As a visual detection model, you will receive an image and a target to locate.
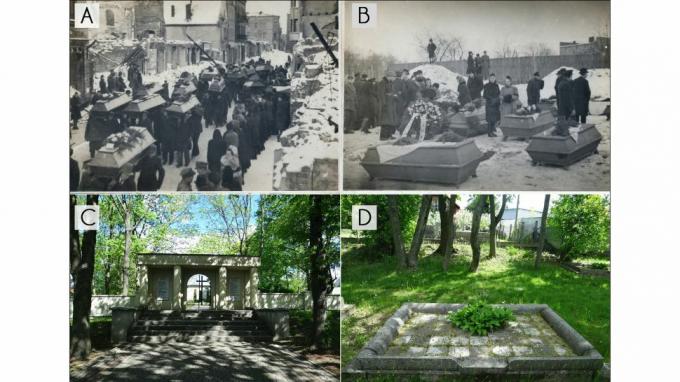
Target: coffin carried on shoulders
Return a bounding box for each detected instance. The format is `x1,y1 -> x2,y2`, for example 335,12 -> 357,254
526,124 -> 602,167
208,78 -> 226,93
132,83 -> 163,99
92,93 -> 132,113
360,140 -> 484,185
199,70 -> 221,82
124,93 -> 165,114
171,82 -> 197,101
87,126 -> 156,177
166,95 -> 201,115
500,110 -> 554,140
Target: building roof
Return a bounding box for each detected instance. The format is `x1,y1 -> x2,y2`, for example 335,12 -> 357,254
501,208 -> 543,221
164,1 -> 222,25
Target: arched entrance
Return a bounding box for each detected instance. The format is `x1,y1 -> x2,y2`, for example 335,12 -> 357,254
185,273 -> 212,311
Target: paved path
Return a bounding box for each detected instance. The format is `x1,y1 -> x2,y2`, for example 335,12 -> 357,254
71,340 -> 337,382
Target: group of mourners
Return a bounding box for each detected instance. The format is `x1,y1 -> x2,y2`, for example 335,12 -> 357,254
71,57 -> 291,192
344,63 -> 594,142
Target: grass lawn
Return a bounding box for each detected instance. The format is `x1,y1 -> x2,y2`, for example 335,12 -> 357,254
341,243 -> 610,367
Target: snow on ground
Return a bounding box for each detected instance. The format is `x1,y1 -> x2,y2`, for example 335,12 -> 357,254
244,136 -> 280,191
249,49 -> 291,67
274,46 -> 339,190
411,63 -> 466,101
343,114 -> 610,191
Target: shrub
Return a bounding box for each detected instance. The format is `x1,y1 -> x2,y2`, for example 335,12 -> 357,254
448,301 -> 515,336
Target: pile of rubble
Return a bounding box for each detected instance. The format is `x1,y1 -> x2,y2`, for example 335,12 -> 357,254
273,38 -> 339,191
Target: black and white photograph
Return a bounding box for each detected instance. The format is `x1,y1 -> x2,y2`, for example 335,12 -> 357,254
343,1 -> 610,191
70,0 -> 339,192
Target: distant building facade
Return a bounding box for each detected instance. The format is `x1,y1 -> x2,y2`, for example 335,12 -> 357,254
248,12 -> 282,50
133,1 -> 165,39
560,36 -> 610,66
287,0 -> 338,49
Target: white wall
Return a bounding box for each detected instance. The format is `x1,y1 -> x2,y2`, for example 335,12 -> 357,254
258,292 -> 342,310
69,295 -> 135,318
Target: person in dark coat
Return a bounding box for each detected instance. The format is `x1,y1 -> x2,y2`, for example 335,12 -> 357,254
467,72 -> 483,100
378,77 -> 400,140
134,145 -> 165,191
107,70 -> 116,93
70,148 -> 80,191
526,71 -> 544,110
117,72 -> 126,92
457,76 -> 472,106
481,51 -> 490,80
221,166 -> 242,191
483,73 -> 501,137
474,53 -> 482,75
572,68 -> 591,123
344,75 -> 357,133
108,163 -> 137,191
160,112 -> 177,165
207,129 -> 227,176
274,92 -> 289,137
175,115 -> 192,167
70,92 -> 81,129
554,68 -> 566,99
161,80 -> 170,101
466,52 -> 475,74
188,109 -> 203,157
262,93 -> 275,139
557,70 -> 575,120
427,39 -> 437,63
99,75 -> 107,94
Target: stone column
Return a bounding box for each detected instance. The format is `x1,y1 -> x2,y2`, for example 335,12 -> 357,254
217,266 -> 228,310
172,265 -> 182,311
249,267 -> 259,309
138,265 -> 148,308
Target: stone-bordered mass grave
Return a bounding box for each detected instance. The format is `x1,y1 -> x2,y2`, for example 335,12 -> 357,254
344,303 -> 603,381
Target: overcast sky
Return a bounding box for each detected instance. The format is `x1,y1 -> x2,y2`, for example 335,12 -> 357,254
344,1 -> 610,62
247,1 -> 290,33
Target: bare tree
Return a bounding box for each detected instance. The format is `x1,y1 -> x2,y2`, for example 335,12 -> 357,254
495,40 -> 519,58
534,194 -> 551,269
415,31 -> 465,62
524,42 -> 554,57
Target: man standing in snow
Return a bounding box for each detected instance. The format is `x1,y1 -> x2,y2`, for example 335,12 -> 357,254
427,39 -> 437,63
481,51 -> 490,80
526,71 -> 544,110
468,72 -> 484,100
466,52 -> 475,74
557,69 -> 575,120
457,76 -> 472,106
572,68 -> 591,123
483,73 -> 501,137
500,76 -> 520,120
344,75 -> 357,133
474,53 -> 482,75
554,68 -> 566,99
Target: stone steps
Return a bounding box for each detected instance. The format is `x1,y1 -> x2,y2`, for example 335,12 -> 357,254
130,333 -> 274,343
130,328 -> 266,336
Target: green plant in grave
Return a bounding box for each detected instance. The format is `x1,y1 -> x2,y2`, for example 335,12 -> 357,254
448,301 -> 515,336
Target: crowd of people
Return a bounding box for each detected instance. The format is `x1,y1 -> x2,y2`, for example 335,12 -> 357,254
345,60 -> 594,141
70,57 -> 292,192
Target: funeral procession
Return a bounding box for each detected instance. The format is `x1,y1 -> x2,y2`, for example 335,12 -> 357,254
70,0 -> 340,192
343,1 -> 610,191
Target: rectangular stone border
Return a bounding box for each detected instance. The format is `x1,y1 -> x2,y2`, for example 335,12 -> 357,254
344,303 -> 603,378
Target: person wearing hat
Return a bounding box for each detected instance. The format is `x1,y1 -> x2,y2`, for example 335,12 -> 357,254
572,68 -> 591,123
177,167 -> 196,191
427,38 -> 437,63
554,68 -> 566,99
557,69 -> 575,121
378,75 -> 400,140
345,74 -> 357,133
70,91 -> 81,130
500,76 -> 520,120
481,51 -> 490,80
468,71 -> 483,100
109,163 -> 137,191
466,51 -> 475,74
457,76 -> 472,106
135,144 -> 165,191
527,71 -> 545,111
483,73 -> 501,137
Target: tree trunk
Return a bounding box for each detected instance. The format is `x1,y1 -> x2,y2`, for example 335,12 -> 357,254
513,194 -> 521,241
442,195 -> 457,271
70,194 -> 99,360
309,195 -> 328,351
123,201 -> 131,296
433,195 -> 449,256
69,196 -> 81,279
469,195 -> 485,273
387,195 -> 407,268
534,194 -> 551,269
488,195 -> 507,258
407,195 -> 432,269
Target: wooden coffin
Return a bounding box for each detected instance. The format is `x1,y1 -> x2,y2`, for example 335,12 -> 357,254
208,78 -> 226,93
360,140 -> 484,185
500,110 -> 554,139
124,94 -> 165,113
88,126 -> 156,177
92,93 -> 132,113
446,109 -> 487,137
526,124 -> 602,167
166,95 -> 201,115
